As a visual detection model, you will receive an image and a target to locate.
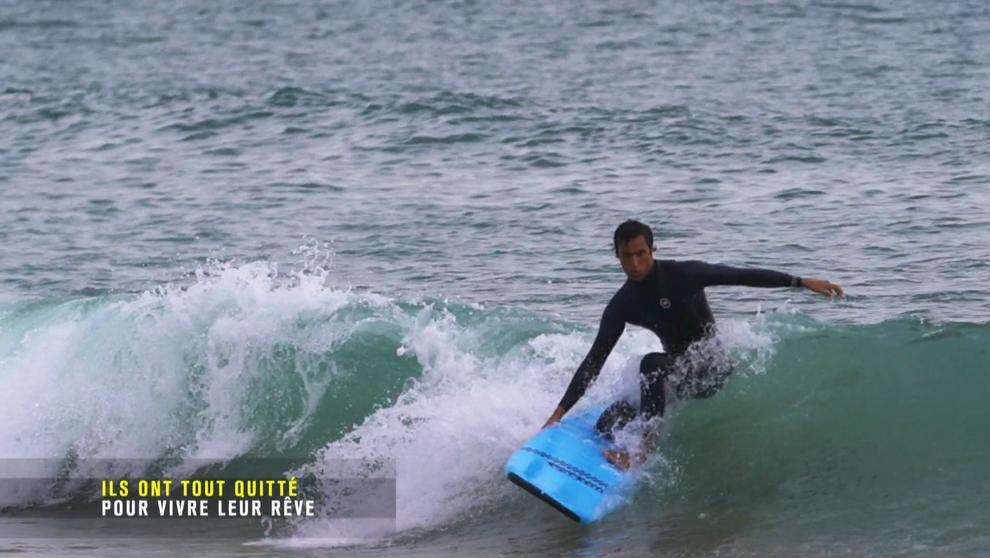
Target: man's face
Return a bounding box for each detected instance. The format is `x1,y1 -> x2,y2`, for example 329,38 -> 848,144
616,235 -> 654,282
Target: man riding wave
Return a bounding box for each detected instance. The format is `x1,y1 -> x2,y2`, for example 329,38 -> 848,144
542,220 -> 844,469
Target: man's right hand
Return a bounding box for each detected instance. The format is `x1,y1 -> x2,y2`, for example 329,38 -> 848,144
541,406 -> 566,429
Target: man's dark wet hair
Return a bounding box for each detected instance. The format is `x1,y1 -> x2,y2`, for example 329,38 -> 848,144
613,220 -> 655,254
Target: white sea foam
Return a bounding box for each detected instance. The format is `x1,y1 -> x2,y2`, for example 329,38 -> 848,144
0,259 -> 374,506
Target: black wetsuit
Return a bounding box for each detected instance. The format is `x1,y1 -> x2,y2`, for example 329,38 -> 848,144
556,259 -> 800,432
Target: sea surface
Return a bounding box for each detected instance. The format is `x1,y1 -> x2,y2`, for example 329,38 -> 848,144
1,0 -> 988,556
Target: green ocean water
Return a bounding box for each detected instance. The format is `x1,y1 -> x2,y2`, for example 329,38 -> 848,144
1,0 -> 989,555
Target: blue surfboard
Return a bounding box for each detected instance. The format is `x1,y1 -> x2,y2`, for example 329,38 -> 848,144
505,404 -> 637,522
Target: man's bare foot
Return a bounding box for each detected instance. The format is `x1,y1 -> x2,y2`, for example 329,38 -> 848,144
602,450 -> 632,470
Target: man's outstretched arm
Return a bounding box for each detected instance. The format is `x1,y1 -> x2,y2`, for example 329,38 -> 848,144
542,304 -> 625,429
680,261 -> 844,297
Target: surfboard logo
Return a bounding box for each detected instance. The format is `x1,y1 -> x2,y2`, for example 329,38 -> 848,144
519,447 -> 608,493
659,297 -> 671,308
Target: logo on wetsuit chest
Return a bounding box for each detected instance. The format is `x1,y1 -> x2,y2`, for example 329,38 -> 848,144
659,297 -> 671,309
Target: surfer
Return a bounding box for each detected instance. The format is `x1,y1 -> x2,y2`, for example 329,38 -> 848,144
541,220 -> 844,470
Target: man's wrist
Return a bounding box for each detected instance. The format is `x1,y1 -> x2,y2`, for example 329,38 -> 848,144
791,276 -> 803,288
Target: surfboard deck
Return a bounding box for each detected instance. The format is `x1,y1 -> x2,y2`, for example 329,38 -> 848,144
505,404 -> 637,523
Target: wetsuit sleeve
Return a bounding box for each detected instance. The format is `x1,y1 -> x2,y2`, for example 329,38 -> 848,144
556,300 -> 625,412
679,260 -> 798,288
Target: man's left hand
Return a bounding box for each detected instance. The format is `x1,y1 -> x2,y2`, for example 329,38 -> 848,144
801,278 -> 844,298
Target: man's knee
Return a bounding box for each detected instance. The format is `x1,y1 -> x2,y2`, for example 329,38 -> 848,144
595,400 -> 638,440
639,353 -> 675,420
640,352 -> 676,376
